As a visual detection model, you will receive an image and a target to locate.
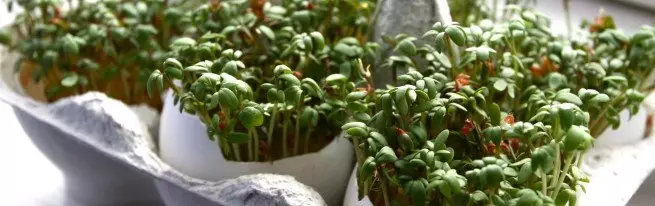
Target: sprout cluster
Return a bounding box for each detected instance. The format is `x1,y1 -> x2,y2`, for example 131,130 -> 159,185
148,0 -> 378,161
343,6 -> 654,206
0,0 -> 196,107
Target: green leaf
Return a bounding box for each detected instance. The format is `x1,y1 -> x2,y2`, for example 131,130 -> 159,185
414,99 -> 439,113
424,78 -> 439,98
0,30 -> 12,45
405,180 -> 427,206
239,107 -> 264,128
548,73 -> 567,90
603,76 -> 628,87
326,74 -> 348,85
493,79 -> 508,91
521,11 -> 537,22
347,91 -> 368,102
445,26 -> 466,46
489,103 -> 501,125
556,189 -> 577,206
334,43 -> 357,57
631,30 -> 654,44
164,64 -> 184,79
481,164 -> 504,187
360,157 -> 377,180
185,61 -> 212,73
397,39 -> 417,56
257,25 -> 275,41
435,52 -> 452,68
556,93 -> 583,105
558,104 -> 575,130
222,61 -> 238,74
483,126 -> 502,144
517,162 -> 532,184
492,195 -> 507,206
300,107 -> 319,128
147,71 -> 164,98
449,103 -> 468,112
509,21 -> 526,31
470,190 -> 488,203
301,78 -> 323,98
396,97 -> 409,116
62,35 -> 80,55
61,73 -> 79,88
347,127 -> 368,137
436,180 -> 453,199
563,126 -> 592,152
434,130 -> 450,147
41,51 -> 57,69
375,146 -> 398,163
342,122 -> 367,131
284,86 -> 303,105
217,88 -> 239,110
516,190 -> 542,205
309,32 -> 325,51
347,102 -> 368,112
291,10 -> 311,25
531,145 -> 555,171
171,37 -> 196,48
227,132 -> 249,144
279,74 -> 301,85
381,94 -> 393,115
503,167 -> 518,177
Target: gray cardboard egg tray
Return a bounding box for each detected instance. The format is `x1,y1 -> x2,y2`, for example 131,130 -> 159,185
0,50 -> 326,206
4,0 -> 655,205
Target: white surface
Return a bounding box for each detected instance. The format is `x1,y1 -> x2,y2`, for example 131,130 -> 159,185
0,101 -> 66,206
159,91 -> 355,206
580,137 -> 655,206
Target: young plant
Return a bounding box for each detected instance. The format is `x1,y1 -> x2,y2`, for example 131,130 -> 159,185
147,0 -> 378,162
343,6 -> 654,206
0,0 -> 192,107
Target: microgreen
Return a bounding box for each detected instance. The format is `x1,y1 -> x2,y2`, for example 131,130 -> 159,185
0,0 -> 196,107
147,0 -> 378,162
344,4 -> 654,206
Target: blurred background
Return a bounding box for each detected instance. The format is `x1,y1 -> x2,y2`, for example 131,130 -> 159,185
0,0 -> 653,205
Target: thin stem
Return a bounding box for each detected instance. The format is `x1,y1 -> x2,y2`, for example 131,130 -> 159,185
267,104 -> 279,153
294,108 -> 302,155
253,128 -> 260,161
540,168 -> 548,195
391,66 -> 397,84
507,142 -> 518,161
552,153 -> 575,199
550,143 -> 561,188
221,110 -> 234,160
589,92 -> 626,133
304,126 -> 313,153
503,37 -> 518,55
378,168 -> 391,206
232,143 -> 242,161
353,138 -> 363,165
248,130 -> 253,161
577,151 -> 586,167
282,112 -> 290,158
